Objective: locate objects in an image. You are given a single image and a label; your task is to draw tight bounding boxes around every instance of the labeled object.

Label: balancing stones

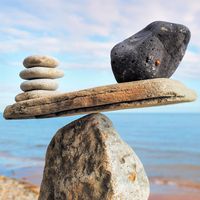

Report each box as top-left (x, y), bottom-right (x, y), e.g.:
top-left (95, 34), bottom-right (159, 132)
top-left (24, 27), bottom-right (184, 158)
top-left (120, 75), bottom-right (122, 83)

top-left (15, 56), bottom-right (64, 102)
top-left (111, 21), bottom-right (191, 83)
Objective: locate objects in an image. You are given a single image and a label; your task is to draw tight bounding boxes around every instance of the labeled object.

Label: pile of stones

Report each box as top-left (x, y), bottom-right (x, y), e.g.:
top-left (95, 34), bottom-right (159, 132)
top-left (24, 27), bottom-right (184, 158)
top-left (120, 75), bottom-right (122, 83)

top-left (4, 21), bottom-right (195, 200)
top-left (15, 55), bottom-right (64, 102)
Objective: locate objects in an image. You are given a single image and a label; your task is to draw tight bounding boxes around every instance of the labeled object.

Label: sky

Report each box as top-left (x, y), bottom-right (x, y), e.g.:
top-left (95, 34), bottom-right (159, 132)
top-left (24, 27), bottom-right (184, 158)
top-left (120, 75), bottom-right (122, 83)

top-left (0, 0), bottom-right (199, 113)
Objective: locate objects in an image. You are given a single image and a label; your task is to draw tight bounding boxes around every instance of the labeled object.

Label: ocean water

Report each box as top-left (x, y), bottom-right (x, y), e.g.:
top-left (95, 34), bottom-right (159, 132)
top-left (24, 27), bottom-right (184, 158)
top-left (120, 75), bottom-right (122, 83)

top-left (0, 112), bottom-right (200, 194)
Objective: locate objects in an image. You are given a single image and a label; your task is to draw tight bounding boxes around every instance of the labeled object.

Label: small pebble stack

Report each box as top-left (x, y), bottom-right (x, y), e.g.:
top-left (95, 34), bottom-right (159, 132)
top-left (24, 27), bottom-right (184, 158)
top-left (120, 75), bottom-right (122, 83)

top-left (15, 55), bottom-right (64, 102)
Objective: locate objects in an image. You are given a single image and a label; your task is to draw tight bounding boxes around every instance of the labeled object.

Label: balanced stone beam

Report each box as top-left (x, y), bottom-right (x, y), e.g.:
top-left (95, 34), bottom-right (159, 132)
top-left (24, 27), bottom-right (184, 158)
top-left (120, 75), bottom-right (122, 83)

top-left (4, 78), bottom-right (197, 120)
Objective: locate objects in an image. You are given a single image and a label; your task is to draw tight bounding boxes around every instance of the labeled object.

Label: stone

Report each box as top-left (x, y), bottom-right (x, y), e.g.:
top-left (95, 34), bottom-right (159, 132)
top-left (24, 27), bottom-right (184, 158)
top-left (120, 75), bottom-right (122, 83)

top-left (4, 78), bottom-right (197, 119)
top-left (23, 55), bottom-right (59, 68)
top-left (15, 90), bottom-right (61, 102)
top-left (0, 175), bottom-right (39, 200)
top-left (39, 113), bottom-right (150, 200)
top-left (111, 21), bottom-right (191, 83)
top-left (20, 79), bottom-right (58, 92)
top-left (19, 67), bottom-right (64, 80)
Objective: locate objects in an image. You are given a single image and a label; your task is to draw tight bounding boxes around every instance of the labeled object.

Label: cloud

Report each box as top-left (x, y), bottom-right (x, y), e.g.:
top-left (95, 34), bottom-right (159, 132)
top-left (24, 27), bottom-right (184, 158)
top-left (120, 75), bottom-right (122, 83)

top-left (174, 50), bottom-right (200, 79)
top-left (0, 0), bottom-right (200, 78)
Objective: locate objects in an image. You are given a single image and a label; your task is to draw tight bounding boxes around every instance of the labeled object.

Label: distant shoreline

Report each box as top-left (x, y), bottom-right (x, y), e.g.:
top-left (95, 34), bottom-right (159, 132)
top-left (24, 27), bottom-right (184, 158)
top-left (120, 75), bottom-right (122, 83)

top-left (2, 165), bottom-right (200, 200)
top-left (0, 175), bottom-right (39, 200)
top-left (149, 193), bottom-right (200, 200)
top-left (1, 173), bottom-right (200, 200)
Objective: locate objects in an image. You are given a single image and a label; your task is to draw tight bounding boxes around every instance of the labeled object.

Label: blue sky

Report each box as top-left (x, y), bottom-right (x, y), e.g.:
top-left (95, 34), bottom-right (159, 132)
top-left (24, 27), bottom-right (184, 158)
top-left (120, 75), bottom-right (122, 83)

top-left (0, 0), bottom-right (199, 112)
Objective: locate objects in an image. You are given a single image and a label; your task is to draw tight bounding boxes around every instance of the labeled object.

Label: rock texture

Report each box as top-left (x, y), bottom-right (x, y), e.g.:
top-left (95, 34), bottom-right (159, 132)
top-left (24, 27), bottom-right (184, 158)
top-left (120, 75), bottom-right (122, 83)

top-left (20, 67), bottom-right (64, 80)
top-left (0, 175), bottom-right (39, 200)
top-left (15, 90), bottom-right (61, 102)
top-left (15, 55), bottom-right (63, 102)
top-left (4, 78), bottom-right (197, 119)
top-left (20, 79), bottom-right (58, 92)
top-left (23, 55), bottom-right (59, 68)
top-left (39, 113), bottom-right (150, 200)
top-left (111, 21), bottom-right (191, 83)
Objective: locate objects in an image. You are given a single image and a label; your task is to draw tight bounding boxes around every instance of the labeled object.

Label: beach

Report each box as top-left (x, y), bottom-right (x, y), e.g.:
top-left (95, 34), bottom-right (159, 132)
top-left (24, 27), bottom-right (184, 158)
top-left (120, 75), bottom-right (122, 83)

top-left (0, 175), bottom-right (39, 200)
top-left (0, 113), bottom-right (200, 198)
top-left (150, 194), bottom-right (200, 200)
top-left (1, 170), bottom-right (200, 200)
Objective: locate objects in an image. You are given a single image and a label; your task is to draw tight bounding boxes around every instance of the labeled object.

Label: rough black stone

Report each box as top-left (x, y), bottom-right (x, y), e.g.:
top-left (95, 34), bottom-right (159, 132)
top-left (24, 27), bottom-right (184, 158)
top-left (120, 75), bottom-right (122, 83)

top-left (111, 21), bottom-right (191, 83)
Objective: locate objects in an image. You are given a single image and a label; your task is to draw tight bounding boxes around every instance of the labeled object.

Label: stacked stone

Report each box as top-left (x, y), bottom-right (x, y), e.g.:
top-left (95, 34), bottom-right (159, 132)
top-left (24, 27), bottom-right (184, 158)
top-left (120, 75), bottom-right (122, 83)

top-left (2, 20), bottom-right (197, 200)
top-left (15, 55), bottom-right (64, 102)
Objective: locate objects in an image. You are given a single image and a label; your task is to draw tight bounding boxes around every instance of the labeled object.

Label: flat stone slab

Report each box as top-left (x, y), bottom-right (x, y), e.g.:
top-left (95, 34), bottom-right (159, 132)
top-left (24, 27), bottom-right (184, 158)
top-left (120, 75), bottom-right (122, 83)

top-left (4, 78), bottom-right (197, 119)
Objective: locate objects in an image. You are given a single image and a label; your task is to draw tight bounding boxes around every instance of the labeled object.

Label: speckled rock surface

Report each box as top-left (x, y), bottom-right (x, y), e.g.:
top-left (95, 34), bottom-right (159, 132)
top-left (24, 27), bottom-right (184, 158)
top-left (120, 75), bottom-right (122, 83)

top-left (23, 55), bottom-right (59, 68)
top-left (15, 90), bottom-right (61, 102)
top-left (39, 113), bottom-right (149, 200)
top-left (20, 79), bottom-right (58, 92)
top-left (111, 21), bottom-right (191, 82)
top-left (20, 67), bottom-right (64, 80)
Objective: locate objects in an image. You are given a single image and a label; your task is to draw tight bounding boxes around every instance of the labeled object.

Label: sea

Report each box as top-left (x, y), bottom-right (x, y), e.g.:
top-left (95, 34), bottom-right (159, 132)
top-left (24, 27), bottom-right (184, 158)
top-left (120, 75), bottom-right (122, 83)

top-left (0, 112), bottom-right (200, 195)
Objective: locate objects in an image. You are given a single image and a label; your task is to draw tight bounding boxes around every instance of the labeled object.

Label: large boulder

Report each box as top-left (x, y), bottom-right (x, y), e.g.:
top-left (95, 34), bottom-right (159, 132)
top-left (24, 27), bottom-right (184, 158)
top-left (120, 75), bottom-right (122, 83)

top-left (111, 21), bottom-right (191, 82)
top-left (39, 113), bottom-right (149, 200)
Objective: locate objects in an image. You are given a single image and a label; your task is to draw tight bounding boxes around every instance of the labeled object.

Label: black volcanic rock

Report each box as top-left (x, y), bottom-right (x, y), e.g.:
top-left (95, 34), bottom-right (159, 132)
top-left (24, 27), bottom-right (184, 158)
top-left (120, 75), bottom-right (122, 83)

top-left (111, 21), bottom-right (191, 83)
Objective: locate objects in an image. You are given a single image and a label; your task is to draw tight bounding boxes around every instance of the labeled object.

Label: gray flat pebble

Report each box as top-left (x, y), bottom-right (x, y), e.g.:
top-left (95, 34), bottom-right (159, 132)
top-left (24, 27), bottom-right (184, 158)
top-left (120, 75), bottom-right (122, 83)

top-left (15, 90), bottom-right (61, 102)
top-left (23, 55), bottom-right (59, 68)
top-left (20, 79), bottom-right (58, 92)
top-left (20, 67), bottom-right (64, 80)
